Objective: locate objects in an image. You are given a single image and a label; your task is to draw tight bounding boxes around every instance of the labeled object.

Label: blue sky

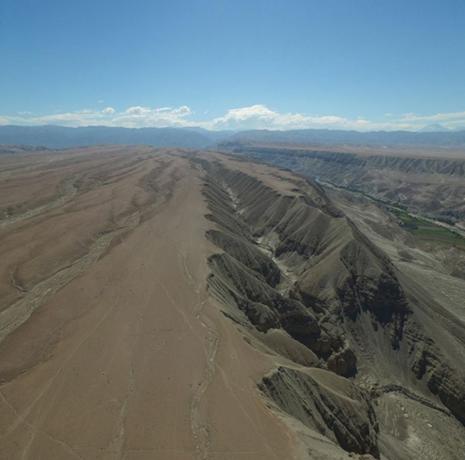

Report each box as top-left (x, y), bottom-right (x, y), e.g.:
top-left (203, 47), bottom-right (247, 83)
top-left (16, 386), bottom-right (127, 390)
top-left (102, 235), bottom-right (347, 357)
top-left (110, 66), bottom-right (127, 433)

top-left (1, 0), bottom-right (465, 130)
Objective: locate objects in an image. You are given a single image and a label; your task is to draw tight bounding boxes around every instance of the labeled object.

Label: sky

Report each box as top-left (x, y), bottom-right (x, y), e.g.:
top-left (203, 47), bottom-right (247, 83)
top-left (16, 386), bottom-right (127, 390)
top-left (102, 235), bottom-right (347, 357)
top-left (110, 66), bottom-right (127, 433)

top-left (1, 0), bottom-right (465, 131)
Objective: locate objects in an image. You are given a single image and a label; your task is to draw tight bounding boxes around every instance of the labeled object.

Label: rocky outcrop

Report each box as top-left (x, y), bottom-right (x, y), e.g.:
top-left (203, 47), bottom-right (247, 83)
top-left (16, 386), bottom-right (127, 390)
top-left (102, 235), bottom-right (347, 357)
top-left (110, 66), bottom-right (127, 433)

top-left (405, 323), bottom-right (465, 424)
top-left (206, 229), bottom-right (280, 286)
top-left (208, 239), bottom-right (321, 345)
top-left (327, 347), bottom-right (357, 378)
top-left (259, 367), bottom-right (380, 457)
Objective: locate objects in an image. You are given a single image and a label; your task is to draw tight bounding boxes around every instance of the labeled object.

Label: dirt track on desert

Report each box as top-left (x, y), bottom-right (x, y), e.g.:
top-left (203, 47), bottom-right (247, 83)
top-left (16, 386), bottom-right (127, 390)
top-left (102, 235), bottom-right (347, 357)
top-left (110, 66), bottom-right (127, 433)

top-left (0, 148), bottom-right (294, 460)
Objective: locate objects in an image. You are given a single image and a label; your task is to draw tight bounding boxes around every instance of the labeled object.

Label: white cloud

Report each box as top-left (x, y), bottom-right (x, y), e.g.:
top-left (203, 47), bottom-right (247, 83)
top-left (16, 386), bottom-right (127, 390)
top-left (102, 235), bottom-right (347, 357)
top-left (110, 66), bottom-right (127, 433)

top-left (205, 104), bottom-right (384, 131)
top-left (1, 104), bottom-right (464, 131)
top-left (0, 105), bottom-right (194, 128)
top-left (399, 110), bottom-right (465, 122)
top-left (111, 105), bottom-right (193, 128)
top-left (102, 107), bottom-right (116, 115)
top-left (125, 106), bottom-right (150, 115)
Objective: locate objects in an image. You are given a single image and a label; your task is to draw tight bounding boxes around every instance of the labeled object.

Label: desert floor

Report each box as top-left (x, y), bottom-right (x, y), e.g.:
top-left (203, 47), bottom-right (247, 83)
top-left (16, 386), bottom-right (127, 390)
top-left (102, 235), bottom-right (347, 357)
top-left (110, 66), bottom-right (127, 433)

top-left (0, 148), bottom-right (295, 460)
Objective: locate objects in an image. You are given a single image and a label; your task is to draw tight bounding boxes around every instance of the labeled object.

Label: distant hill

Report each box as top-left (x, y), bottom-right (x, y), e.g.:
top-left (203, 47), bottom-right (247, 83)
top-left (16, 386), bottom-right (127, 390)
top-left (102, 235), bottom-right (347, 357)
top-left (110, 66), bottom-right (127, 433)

top-left (0, 125), bottom-right (222, 149)
top-left (2, 125), bottom-right (465, 149)
top-left (419, 123), bottom-right (450, 133)
top-left (226, 128), bottom-right (465, 147)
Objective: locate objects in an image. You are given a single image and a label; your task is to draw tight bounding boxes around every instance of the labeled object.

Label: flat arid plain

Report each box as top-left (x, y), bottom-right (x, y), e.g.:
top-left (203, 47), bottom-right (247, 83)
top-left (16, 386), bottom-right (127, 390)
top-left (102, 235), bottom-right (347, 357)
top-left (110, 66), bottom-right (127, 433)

top-left (1, 146), bottom-right (465, 460)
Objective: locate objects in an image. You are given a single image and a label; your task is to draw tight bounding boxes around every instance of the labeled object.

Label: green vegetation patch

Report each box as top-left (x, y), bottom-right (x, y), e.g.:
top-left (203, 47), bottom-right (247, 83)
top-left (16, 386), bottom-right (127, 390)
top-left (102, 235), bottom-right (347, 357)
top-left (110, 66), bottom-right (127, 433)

top-left (391, 208), bottom-right (465, 250)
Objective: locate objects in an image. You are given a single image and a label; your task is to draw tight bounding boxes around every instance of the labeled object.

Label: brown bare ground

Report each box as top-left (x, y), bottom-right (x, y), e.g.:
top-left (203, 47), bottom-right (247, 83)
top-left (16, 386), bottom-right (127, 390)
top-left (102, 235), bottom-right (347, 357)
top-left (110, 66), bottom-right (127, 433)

top-left (0, 148), bottom-right (296, 460)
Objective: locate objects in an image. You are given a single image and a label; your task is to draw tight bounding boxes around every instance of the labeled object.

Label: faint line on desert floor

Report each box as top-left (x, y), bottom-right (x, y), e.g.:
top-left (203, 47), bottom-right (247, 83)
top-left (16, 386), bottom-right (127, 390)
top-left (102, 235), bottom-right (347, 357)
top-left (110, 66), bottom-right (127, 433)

top-left (0, 284), bottom-right (126, 440)
top-left (1, 388), bottom-right (84, 460)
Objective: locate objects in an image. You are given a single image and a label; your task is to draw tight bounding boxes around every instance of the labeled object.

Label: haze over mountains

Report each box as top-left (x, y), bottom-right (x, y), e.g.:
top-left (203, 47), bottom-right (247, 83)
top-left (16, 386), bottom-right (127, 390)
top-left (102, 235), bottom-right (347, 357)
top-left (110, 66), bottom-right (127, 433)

top-left (2, 124), bottom-right (465, 149)
top-left (0, 125), bottom-right (224, 149)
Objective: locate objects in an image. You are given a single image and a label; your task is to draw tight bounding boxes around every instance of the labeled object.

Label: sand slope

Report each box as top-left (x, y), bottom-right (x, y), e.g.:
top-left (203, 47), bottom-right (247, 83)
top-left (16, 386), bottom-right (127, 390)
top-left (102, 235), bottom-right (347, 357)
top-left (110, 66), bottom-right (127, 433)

top-left (0, 148), bottom-right (296, 460)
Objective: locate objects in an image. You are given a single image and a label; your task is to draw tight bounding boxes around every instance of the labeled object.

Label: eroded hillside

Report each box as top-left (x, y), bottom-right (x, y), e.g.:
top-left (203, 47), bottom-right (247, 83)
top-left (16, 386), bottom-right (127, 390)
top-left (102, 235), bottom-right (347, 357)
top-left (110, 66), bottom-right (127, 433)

top-left (223, 142), bottom-right (465, 229)
top-left (196, 152), bottom-right (465, 459)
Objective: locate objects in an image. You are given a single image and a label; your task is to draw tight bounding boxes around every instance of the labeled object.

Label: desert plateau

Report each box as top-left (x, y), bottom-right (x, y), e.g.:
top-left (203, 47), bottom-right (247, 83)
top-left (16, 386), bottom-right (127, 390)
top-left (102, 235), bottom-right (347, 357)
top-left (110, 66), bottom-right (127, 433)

top-left (0, 145), bottom-right (464, 459)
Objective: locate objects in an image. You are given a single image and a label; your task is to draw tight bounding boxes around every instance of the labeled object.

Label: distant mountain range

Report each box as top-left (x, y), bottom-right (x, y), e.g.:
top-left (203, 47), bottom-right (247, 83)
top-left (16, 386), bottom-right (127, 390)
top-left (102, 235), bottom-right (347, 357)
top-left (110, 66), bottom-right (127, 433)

top-left (0, 125), bottom-right (226, 149)
top-left (1, 124), bottom-right (465, 149)
top-left (419, 123), bottom-right (451, 132)
top-left (226, 128), bottom-right (465, 147)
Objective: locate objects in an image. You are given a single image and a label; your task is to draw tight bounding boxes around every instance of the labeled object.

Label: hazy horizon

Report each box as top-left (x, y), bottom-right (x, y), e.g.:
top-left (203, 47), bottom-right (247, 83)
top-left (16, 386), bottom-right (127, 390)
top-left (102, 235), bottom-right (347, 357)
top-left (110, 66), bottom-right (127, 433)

top-left (1, 120), bottom-right (465, 134)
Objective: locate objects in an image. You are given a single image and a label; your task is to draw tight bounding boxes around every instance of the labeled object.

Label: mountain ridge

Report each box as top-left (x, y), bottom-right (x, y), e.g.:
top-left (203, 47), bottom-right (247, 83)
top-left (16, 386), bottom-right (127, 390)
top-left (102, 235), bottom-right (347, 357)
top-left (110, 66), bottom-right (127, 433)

top-left (2, 124), bottom-right (465, 149)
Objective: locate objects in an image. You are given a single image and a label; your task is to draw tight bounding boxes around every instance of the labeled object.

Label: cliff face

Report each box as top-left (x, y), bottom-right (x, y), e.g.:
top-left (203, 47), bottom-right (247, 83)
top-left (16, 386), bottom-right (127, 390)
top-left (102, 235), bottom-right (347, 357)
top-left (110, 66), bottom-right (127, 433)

top-left (196, 154), bottom-right (465, 458)
top-left (259, 367), bottom-right (380, 458)
top-left (225, 144), bottom-right (465, 177)
top-left (224, 143), bottom-right (465, 225)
